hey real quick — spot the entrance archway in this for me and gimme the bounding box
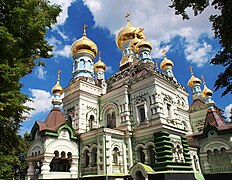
[135,171,145,180]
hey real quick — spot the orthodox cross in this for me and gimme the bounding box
[161,49,167,57]
[83,24,87,36]
[125,13,130,22]
[201,75,205,84]
[98,51,102,61]
[189,66,193,74]
[155,61,159,71]
[57,70,61,81]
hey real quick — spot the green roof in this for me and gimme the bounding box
[137,163,154,173]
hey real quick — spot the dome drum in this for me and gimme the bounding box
[72,49,96,60]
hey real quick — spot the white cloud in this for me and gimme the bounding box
[35,66,47,80]
[224,104,232,122]
[55,45,71,58]
[184,40,214,67]
[47,36,62,47]
[105,66,113,73]
[83,0,219,66]
[46,36,71,59]
[24,89,53,118]
[49,0,75,26]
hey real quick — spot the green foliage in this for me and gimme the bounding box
[0,0,61,178]
[170,0,232,96]
[0,134,29,180]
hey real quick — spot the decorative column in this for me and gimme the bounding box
[88,152,92,167]
[143,149,149,164]
[40,156,53,174]
[27,161,35,178]
[200,153,211,173]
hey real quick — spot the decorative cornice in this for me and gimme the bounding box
[106,62,187,92]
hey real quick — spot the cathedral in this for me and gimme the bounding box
[26,17,232,180]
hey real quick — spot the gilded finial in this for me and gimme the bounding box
[155,61,159,71]
[161,49,167,57]
[125,13,130,22]
[98,51,102,61]
[189,66,193,75]
[138,28,144,33]
[51,70,63,95]
[83,24,87,36]
[57,70,61,81]
[201,75,206,84]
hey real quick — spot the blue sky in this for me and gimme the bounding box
[20,0,232,134]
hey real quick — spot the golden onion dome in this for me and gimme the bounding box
[94,53,106,72]
[201,76,213,98]
[52,70,64,95]
[160,55,174,70]
[130,34,142,52]
[116,20,145,50]
[187,66,201,87]
[202,84,213,98]
[135,39,152,53]
[71,24,98,57]
[187,75,201,87]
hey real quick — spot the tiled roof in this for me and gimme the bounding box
[36,107,66,132]
[204,108,232,131]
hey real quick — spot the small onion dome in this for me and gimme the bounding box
[202,84,213,98]
[160,55,174,70]
[116,21,145,50]
[134,39,152,53]
[130,34,142,52]
[52,71,63,95]
[187,75,201,88]
[94,59,106,72]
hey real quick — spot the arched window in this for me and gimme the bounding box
[89,115,95,130]
[113,147,119,165]
[86,60,91,70]
[79,59,85,69]
[107,114,111,128]
[61,151,66,159]
[91,148,97,166]
[84,150,90,167]
[67,115,72,126]
[208,148,231,170]
[148,145,155,164]
[50,150,71,172]
[166,104,172,118]
[112,112,116,128]
[67,152,72,159]
[138,106,145,123]
[144,52,148,58]
[106,109,116,128]
[135,171,145,180]
[124,49,127,56]
[138,147,145,163]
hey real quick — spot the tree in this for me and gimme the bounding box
[0,0,61,178]
[170,0,232,96]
